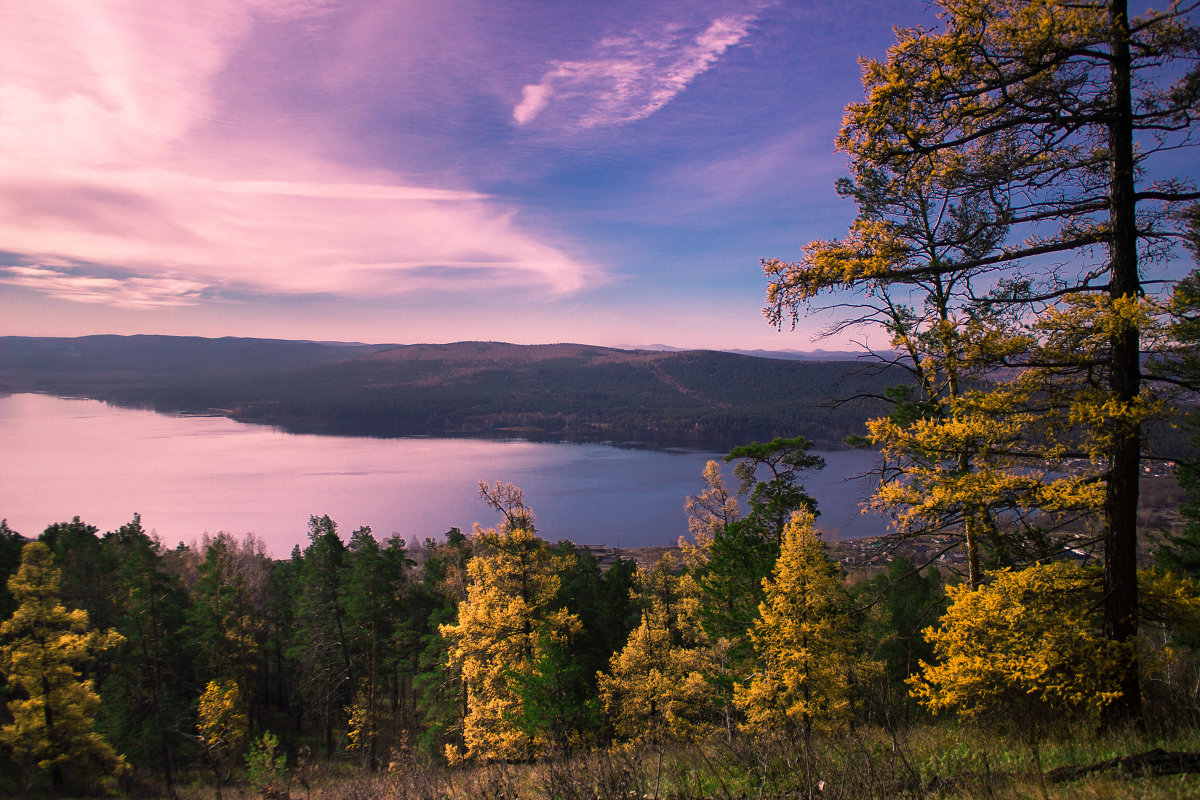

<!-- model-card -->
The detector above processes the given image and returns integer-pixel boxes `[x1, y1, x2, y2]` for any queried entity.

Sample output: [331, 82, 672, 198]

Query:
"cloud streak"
[2, 171, 591, 298]
[513, 4, 768, 130]
[1, 265, 211, 309]
[0, 0, 597, 310]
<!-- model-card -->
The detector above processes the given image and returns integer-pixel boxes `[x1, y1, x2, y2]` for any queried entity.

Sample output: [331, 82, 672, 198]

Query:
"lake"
[0, 393, 885, 557]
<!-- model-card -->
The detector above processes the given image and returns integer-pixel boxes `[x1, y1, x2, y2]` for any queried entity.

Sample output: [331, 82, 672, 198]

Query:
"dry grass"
[27, 723, 1200, 800]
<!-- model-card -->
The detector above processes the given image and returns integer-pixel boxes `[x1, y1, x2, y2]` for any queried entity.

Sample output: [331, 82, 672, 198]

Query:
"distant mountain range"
[726, 347, 870, 361]
[621, 344, 868, 361]
[0, 335, 901, 449]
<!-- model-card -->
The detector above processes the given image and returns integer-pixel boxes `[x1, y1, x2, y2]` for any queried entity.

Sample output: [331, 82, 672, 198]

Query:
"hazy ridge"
[0, 335, 897, 449]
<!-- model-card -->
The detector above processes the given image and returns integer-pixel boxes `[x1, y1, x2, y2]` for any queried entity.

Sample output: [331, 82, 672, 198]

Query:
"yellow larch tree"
[910, 561, 1129, 785]
[911, 561, 1200, 734]
[910, 562, 1123, 728]
[808, 0, 1199, 723]
[598, 554, 719, 745]
[735, 511, 863, 742]
[679, 460, 740, 570]
[440, 485, 580, 762]
[763, 126, 1104, 589]
[0, 541, 127, 791]
[863, 375, 1109, 578]
[196, 678, 249, 798]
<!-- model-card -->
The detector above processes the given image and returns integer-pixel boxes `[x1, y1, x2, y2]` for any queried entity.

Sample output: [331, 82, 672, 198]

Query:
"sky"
[0, 0, 935, 351]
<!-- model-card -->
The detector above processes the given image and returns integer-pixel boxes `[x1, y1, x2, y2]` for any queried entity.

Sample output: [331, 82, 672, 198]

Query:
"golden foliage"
[735, 512, 864, 736]
[767, 0, 1194, 611]
[0, 541, 127, 787]
[440, 524, 581, 763]
[866, 387, 1106, 533]
[197, 679, 249, 774]
[345, 680, 375, 753]
[680, 460, 740, 569]
[841, 0, 1110, 168]
[598, 555, 718, 745]
[910, 562, 1124, 730]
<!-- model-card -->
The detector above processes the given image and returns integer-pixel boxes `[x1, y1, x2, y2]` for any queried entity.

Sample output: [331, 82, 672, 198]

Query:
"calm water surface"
[1, 393, 884, 556]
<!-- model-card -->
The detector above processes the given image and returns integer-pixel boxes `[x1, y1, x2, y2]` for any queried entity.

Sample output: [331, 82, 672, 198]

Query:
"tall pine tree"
[766, 0, 1200, 720]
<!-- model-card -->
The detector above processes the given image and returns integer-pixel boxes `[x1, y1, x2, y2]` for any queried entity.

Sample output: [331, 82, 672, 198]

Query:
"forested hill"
[0, 335, 900, 449]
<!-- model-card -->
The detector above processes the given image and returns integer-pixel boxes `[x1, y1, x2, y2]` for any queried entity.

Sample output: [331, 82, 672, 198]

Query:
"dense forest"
[1, 446, 1199, 799]
[6, 0, 1200, 797]
[0, 336, 899, 450]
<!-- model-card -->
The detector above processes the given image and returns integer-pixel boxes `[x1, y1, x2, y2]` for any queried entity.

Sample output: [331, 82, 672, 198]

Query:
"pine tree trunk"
[1103, 0, 1143, 724]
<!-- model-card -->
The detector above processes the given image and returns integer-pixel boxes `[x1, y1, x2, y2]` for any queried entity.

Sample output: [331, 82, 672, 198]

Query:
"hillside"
[0, 335, 900, 449]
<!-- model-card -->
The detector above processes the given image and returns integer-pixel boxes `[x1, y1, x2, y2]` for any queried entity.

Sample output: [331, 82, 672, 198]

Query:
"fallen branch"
[1045, 748, 1200, 783]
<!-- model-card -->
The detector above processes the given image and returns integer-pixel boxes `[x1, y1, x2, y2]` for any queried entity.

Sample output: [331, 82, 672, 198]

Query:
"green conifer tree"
[97, 515, 195, 792]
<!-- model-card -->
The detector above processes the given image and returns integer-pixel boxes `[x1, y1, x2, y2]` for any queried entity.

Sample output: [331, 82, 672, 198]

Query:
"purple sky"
[1, 0, 932, 350]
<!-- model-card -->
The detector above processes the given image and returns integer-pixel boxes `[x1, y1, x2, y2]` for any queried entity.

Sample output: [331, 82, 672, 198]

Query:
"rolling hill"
[0, 336, 901, 449]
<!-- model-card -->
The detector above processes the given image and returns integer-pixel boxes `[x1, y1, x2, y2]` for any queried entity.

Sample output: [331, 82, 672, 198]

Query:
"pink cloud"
[513, 84, 555, 126]
[2, 171, 591, 298]
[0, 0, 598, 308]
[512, 4, 769, 129]
[1, 266, 210, 309]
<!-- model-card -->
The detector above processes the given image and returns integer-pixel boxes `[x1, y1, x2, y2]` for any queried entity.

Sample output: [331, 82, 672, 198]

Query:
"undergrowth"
[83, 722, 1200, 800]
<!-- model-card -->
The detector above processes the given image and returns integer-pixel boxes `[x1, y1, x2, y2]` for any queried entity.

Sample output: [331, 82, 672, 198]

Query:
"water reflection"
[0, 393, 884, 557]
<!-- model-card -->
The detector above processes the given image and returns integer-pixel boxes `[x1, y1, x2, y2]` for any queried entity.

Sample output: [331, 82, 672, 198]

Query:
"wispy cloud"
[1, 265, 211, 309]
[0, 0, 598, 310]
[2, 170, 591, 299]
[513, 3, 769, 130]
